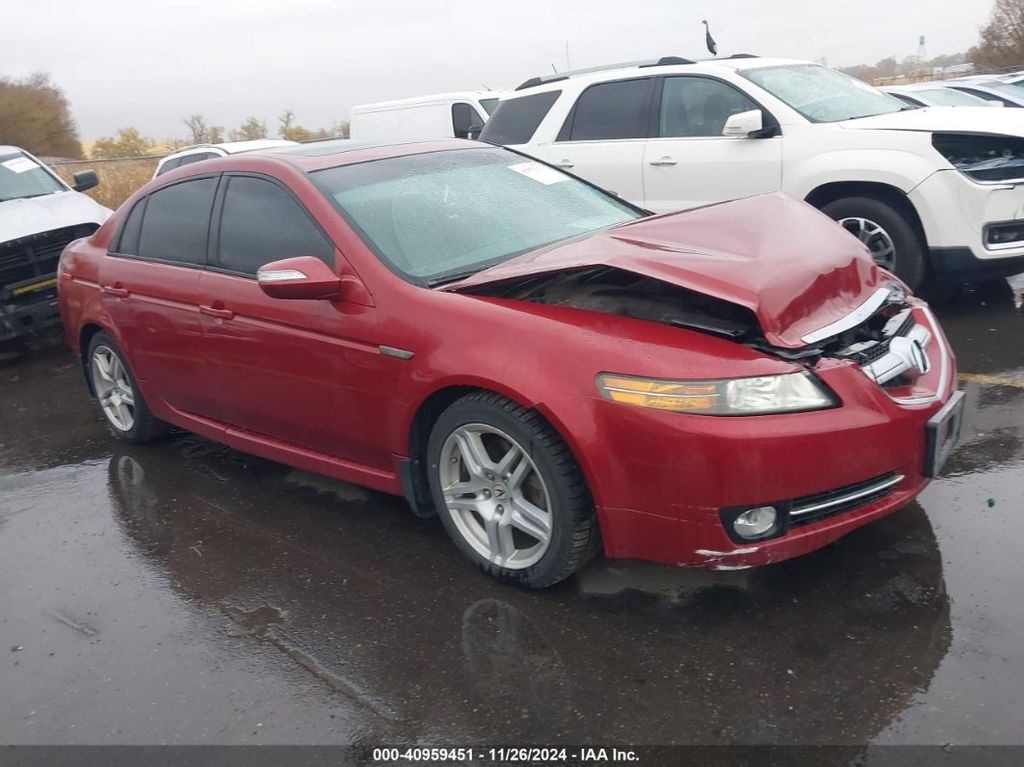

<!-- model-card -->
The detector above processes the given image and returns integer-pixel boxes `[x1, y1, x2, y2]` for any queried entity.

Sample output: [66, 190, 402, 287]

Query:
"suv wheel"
[87, 332, 168, 443]
[822, 196, 926, 290]
[426, 392, 598, 588]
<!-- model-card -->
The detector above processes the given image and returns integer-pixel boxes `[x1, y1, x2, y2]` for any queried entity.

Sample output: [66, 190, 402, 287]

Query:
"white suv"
[481, 56, 1024, 289]
[154, 139, 298, 178]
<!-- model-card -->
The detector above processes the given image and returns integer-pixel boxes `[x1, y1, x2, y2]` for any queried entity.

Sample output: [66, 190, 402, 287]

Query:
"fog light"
[733, 506, 778, 539]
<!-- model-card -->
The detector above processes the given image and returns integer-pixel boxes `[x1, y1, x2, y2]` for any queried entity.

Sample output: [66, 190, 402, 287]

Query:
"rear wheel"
[822, 196, 927, 290]
[86, 332, 168, 443]
[426, 392, 598, 588]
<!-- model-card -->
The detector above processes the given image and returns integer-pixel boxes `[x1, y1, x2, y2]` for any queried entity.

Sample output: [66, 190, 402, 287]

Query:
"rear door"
[197, 174, 386, 466]
[642, 75, 782, 212]
[99, 176, 217, 416]
[543, 77, 654, 204]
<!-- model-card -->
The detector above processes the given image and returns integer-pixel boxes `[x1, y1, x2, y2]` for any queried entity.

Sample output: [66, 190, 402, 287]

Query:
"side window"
[116, 198, 146, 253]
[478, 90, 561, 145]
[137, 177, 217, 265]
[216, 176, 334, 276]
[155, 157, 181, 177]
[659, 77, 761, 138]
[564, 79, 655, 141]
[452, 103, 482, 139]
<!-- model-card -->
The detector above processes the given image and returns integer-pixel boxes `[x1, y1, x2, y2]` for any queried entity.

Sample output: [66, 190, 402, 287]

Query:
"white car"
[154, 139, 298, 178]
[882, 84, 997, 108]
[1, 146, 110, 341]
[944, 80, 1024, 108]
[350, 91, 504, 142]
[481, 56, 1024, 288]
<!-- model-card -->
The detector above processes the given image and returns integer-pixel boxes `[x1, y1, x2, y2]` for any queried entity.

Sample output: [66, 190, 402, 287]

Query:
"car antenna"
[703, 20, 718, 57]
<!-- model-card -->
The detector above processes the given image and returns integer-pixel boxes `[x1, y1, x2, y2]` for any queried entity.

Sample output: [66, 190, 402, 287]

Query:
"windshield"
[917, 88, 992, 107]
[744, 64, 905, 122]
[479, 98, 499, 115]
[975, 81, 1024, 100]
[314, 147, 641, 284]
[0, 152, 66, 202]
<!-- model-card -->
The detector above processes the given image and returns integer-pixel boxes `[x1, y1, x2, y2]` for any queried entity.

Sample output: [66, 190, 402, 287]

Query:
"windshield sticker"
[2, 157, 39, 174]
[507, 161, 568, 185]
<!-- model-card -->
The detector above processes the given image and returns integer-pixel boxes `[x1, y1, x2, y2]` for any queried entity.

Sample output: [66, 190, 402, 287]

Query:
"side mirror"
[722, 109, 764, 138]
[467, 123, 485, 140]
[72, 170, 99, 192]
[257, 256, 342, 300]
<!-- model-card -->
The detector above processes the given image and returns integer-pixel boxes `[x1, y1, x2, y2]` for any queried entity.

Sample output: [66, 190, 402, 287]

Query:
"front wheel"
[821, 196, 927, 290]
[426, 392, 598, 588]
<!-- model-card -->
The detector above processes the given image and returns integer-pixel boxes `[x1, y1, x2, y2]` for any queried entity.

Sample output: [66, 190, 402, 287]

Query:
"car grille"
[0, 224, 98, 306]
[789, 472, 904, 527]
[837, 308, 930, 388]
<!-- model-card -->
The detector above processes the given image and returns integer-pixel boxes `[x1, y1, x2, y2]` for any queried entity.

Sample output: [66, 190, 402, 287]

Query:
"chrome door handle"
[101, 285, 129, 298]
[555, 159, 574, 169]
[199, 304, 234, 320]
[649, 156, 677, 166]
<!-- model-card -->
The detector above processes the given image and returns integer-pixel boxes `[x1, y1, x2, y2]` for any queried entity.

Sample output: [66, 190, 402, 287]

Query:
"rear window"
[479, 91, 561, 145]
[136, 178, 217, 265]
[562, 78, 655, 141]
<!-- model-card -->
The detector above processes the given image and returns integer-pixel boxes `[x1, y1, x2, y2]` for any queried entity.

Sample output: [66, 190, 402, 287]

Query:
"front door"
[197, 174, 386, 467]
[642, 76, 783, 213]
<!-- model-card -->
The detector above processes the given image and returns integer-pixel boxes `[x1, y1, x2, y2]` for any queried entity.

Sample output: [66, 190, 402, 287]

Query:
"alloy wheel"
[838, 216, 897, 271]
[91, 345, 136, 431]
[438, 424, 553, 569]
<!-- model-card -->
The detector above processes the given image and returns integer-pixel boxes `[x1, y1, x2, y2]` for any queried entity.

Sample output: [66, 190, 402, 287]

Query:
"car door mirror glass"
[257, 256, 342, 300]
[722, 109, 764, 138]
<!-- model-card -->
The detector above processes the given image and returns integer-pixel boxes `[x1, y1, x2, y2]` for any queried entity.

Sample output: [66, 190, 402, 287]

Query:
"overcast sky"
[4, 0, 996, 140]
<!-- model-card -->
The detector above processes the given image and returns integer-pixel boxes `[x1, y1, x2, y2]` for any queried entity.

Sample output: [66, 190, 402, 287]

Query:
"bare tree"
[183, 114, 208, 144]
[970, 0, 1024, 71]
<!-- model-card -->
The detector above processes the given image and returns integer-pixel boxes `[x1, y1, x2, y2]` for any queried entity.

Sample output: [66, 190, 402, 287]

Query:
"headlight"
[933, 132, 1024, 183]
[596, 371, 837, 415]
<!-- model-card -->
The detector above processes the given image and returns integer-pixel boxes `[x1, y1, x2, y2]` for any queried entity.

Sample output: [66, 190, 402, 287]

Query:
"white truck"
[350, 91, 504, 142]
[481, 56, 1024, 289]
[0, 146, 109, 341]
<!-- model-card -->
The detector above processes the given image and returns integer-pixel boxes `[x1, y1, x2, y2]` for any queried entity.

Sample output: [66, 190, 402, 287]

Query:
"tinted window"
[451, 103, 481, 139]
[659, 77, 761, 137]
[565, 79, 654, 141]
[155, 157, 181, 177]
[479, 98, 499, 115]
[137, 178, 217, 265]
[479, 91, 560, 145]
[178, 152, 217, 167]
[217, 176, 333, 275]
[117, 199, 146, 253]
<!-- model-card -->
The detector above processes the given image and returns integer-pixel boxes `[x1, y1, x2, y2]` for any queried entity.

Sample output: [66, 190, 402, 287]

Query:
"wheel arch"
[79, 322, 109, 396]
[804, 180, 929, 250]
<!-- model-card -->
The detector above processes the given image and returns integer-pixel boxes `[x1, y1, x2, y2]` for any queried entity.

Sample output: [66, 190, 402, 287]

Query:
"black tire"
[86, 332, 168, 443]
[426, 391, 598, 588]
[821, 196, 927, 290]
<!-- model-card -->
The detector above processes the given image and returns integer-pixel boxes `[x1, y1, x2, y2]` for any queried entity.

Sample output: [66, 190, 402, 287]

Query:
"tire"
[86, 332, 168, 443]
[821, 196, 927, 290]
[426, 391, 598, 588]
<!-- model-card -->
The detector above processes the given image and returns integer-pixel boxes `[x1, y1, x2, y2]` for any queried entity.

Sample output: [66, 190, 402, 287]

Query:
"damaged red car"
[58, 140, 964, 587]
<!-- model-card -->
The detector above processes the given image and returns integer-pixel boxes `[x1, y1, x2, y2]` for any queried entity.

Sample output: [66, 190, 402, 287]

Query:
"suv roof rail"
[515, 56, 696, 91]
[727, 53, 759, 59]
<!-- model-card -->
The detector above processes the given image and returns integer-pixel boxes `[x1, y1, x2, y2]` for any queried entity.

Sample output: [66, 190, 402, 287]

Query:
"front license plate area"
[924, 390, 965, 478]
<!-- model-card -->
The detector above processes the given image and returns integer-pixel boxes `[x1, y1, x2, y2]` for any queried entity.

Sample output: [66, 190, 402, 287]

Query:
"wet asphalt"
[1, 279, 1022, 749]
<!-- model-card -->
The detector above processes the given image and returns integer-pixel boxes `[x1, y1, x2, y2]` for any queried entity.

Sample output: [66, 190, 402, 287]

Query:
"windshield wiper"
[427, 268, 485, 287]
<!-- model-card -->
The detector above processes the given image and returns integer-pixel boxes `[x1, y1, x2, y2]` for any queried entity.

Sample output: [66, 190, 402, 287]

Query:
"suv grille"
[0, 224, 98, 306]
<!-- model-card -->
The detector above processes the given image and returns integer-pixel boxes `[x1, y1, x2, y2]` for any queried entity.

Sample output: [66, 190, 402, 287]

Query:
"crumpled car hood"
[838, 105, 1024, 136]
[0, 191, 110, 243]
[444, 193, 887, 349]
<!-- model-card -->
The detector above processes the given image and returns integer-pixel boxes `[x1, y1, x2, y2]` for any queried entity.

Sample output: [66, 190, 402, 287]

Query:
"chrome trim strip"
[379, 345, 414, 360]
[801, 288, 892, 345]
[790, 473, 904, 518]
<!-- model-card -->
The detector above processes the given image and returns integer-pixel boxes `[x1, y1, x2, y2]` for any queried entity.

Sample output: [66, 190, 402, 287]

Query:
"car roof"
[353, 91, 505, 111]
[216, 138, 482, 173]
[508, 56, 812, 95]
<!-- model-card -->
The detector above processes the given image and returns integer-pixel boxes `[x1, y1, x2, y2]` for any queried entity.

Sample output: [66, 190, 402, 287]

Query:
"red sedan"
[58, 140, 964, 587]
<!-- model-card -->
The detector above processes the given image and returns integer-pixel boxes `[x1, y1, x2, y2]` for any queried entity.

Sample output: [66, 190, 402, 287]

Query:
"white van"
[349, 91, 504, 142]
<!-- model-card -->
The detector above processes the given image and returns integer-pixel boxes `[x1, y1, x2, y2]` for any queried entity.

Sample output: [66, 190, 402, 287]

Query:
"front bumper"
[0, 296, 62, 341]
[569, 309, 959, 569]
[910, 169, 1024, 277]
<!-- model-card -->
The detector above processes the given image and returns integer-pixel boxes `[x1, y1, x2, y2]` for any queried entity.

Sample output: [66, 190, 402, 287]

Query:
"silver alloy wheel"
[439, 423, 553, 570]
[838, 216, 897, 271]
[91, 345, 136, 432]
